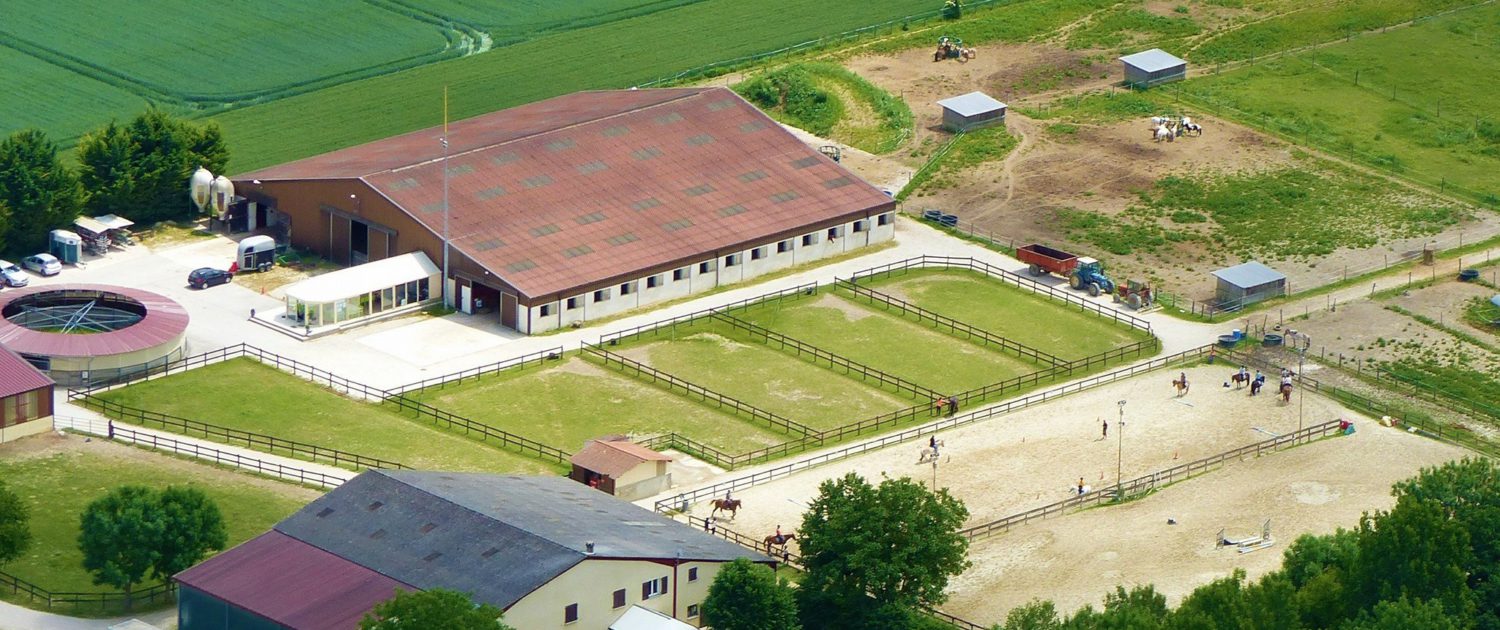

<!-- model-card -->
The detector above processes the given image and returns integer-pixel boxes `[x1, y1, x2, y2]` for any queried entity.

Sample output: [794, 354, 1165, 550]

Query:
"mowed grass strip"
[732, 293, 1041, 391]
[864, 270, 1152, 358]
[96, 358, 556, 474]
[615, 326, 911, 430]
[409, 357, 787, 453]
[0, 435, 316, 598]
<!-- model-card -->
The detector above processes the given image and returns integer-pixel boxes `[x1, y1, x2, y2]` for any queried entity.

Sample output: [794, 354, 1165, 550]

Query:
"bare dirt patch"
[944, 421, 1466, 622]
[809, 293, 875, 321]
[685, 365, 1366, 548]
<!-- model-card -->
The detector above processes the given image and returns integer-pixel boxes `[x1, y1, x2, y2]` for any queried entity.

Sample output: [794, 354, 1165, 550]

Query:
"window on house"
[566, 297, 582, 310]
[613, 589, 626, 609]
[593, 288, 611, 303]
[853, 220, 867, 233]
[688, 567, 699, 582]
[877, 212, 893, 226]
[688, 604, 701, 619]
[674, 268, 689, 281]
[564, 603, 578, 624]
[724, 254, 741, 267]
[647, 275, 662, 289]
[699, 261, 715, 274]
[777, 239, 793, 253]
[620, 281, 635, 295]
[751, 247, 766, 260]
[802, 234, 818, 247]
[540, 304, 554, 316]
[642, 576, 668, 599]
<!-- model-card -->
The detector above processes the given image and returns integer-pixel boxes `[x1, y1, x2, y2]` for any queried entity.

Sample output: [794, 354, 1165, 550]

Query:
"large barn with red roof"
[234, 87, 895, 334]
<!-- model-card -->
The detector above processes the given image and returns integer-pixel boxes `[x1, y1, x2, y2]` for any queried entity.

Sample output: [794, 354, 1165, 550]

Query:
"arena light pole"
[1115, 399, 1126, 500]
[1297, 345, 1308, 440]
[441, 87, 451, 309]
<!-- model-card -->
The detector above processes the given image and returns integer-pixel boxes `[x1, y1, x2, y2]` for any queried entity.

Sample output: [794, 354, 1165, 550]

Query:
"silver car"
[0, 260, 26, 287]
[22, 253, 61, 276]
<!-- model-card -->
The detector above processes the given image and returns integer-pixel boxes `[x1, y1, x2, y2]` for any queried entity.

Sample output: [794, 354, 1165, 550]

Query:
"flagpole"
[442, 86, 451, 309]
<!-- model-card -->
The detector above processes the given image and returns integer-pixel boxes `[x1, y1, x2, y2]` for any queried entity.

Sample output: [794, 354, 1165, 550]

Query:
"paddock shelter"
[1212, 261, 1287, 309]
[1120, 49, 1187, 88]
[0, 344, 53, 444]
[937, 91, 1007, 132]
[234, 87, 896, 335]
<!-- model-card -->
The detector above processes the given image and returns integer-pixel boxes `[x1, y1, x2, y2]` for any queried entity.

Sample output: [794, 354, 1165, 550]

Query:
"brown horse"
[1229, 371, 1250, 389]
[1280, 382, 1293, 403]
[765, 532, 797, 553]
[710, 498, 742, 519]
[1171, 372, 1190, 396]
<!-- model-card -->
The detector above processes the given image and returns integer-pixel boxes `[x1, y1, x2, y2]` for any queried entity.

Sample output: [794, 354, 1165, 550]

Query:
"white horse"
[1150, 116, 1168, 126]
[1184, 122, 1203, 136]
[1154, 125, 1173, 143]
[917, 440, 946, 464]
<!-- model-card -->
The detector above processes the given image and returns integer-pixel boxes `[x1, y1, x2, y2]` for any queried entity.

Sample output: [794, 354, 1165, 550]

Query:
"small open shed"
[937, 91, 1007, 132]
[1212, 261, 1287, 309]
[569, 437, 673, 500]
[1120, 49, 1187, 88]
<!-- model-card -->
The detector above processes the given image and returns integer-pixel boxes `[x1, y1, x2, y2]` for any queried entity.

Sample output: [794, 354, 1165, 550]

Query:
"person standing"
[1102, 417, 1109, 438]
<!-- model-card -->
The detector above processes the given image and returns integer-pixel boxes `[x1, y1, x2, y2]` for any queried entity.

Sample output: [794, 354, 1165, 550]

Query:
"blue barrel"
[1459, 269, 1479, 282]
[939, 214, 959, 227]
[923, 209, 943, 222]
[1263, 334, 1283, 347]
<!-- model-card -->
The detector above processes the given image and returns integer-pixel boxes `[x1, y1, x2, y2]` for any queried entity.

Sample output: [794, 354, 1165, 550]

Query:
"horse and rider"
[710, 490, 741, 519]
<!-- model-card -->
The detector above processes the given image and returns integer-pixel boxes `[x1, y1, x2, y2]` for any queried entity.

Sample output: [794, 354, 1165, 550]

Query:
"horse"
[1171, 373, 1189, 396]
[764, 533, 797, 554]
[918, 440, 946, 464]
[1280, 382, 1293, 403]
[1229, 371, 1251, 389]
[1154, 125, 1173, 143]
[710, 498, 742, 519]
[1184, 122, 1203, 136]
[1250, 378, 1264, 396]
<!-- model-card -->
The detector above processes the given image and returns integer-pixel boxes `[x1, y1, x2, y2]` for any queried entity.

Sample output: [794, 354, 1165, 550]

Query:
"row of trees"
[0, 110, 228, 257]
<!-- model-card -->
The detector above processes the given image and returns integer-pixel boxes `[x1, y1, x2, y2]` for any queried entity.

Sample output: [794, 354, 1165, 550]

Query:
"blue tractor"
[1068, 257, 1115, 297]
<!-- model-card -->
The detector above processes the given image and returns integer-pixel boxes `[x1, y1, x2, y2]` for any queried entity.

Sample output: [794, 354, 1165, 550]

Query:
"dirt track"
[944, 420, 1467, 621]
[689, 365, 1371, 544]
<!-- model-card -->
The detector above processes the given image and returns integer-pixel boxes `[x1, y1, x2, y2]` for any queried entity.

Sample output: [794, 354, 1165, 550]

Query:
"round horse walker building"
[0, 284, 189, 387]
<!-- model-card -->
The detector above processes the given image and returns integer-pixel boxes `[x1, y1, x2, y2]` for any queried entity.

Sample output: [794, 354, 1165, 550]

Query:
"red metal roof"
[570, 439, 671, 478]
[0, 285, 189, 359]
[176, 531, 416, 630]
[236, 87, 895, 299]
[0, 344, 52, 397]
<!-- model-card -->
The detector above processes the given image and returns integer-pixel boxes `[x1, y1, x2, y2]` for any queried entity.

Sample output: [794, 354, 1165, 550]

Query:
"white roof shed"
[937, 91, 1007, 132]
[284, 251, 438, 304]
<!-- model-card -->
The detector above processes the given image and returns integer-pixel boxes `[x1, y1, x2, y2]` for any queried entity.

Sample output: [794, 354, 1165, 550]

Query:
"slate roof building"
[176, 471, 770, 630]
[1119, 49, 1188, 88]
[0, 343, 54, 443]
[234, 87, 896, 334]
[1211, 261, 1287, 309]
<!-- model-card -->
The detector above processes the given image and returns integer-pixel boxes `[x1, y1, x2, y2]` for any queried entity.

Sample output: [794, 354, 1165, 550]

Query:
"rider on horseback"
[774, 525, 784, 545]
[929, 435, 939, 457]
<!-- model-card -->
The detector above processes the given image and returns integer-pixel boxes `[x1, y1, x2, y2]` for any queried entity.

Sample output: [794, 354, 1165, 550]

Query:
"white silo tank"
[209, 175, 235, 219]
[189, 166, 213, 212]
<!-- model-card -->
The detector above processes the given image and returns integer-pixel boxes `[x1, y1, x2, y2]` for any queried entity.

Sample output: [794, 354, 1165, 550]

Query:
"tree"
[1355, 494, 1475, 618]
[796, 473, 969, 629]
[0, 481, 32, 568]
[1168, 570, 1249, 630]
[942, 0, 964, 20]
[359, 588, 511, 630]
[76, 108, 229, 225]
[1063, 585, 1168, 629]
[1279, 529, 1360, 628]
[1343, 597, 1466, 630]
[152, 486, 227, 578]
[702, 558, 799, 630]
[1003, 599, 1062, 630]
[78, 486, 164, 605]
[1393, 458, 1500, 630]
[0, 129, 84, 257]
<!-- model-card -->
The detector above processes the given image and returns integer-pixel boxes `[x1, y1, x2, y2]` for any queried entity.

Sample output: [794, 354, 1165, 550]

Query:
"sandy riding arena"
[943, 421, 1466, 621]
[681, 364, 1389, 547]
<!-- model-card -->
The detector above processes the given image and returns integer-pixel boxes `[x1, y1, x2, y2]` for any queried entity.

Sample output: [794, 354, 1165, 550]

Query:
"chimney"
[585, 541, 595, 555]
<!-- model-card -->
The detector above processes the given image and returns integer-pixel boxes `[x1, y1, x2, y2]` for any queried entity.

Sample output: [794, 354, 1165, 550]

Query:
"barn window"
[802, 233, 819, 247]
[647, 275, 662, 289]
[827, 226, 844, 240]
[699, 260, 716, 274]
[540, 304, 554, 317]
[613, 589, 626, 608]
[593, 289, 611, 303]
[566, 297, 582, 310]
[724, 254, 741, 267]
[688, 604, 700, 619]
[564, 603, 579, 624]
[751, 247, 766, 261]
[673, 268, 689, 281]
[878, 212, 893, 226]
[853, 220, 867, 233]
[778, 240, 793, 253]
[620, 281, 635, 296]
[642, 576, 668, 599]
[688, 567, 699, 582]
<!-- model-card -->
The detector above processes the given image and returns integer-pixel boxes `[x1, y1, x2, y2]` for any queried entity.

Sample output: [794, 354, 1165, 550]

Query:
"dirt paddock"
[688, 365, 1370, 545]
[944, 421, 1467, 621]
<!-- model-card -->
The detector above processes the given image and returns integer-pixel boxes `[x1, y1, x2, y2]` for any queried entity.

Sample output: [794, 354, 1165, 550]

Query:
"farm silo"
[189, 166, 213, 212]
[209, 175, 235, 220]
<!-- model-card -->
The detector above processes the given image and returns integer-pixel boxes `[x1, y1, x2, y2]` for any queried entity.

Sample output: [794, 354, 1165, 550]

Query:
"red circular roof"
[0, 284, 189, 358]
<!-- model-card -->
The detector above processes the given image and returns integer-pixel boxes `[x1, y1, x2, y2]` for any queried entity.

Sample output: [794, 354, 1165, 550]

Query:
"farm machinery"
[933, 36, 974, 62]
[1016, 243, 1115, 297]
[1114, 279, 1154, 310]
[819, 145, 842, 163]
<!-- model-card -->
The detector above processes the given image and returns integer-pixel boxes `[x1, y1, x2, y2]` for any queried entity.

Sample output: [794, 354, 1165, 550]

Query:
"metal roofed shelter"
[283, 252, 438, 330]
[0, 344, 54, 444]
[570, 438, 673, 500]
[1120, 49, 1187, 88]
[234, 87, 896, 335]
[1212, 261, 1287, 309]
[176, 472, 771, 630]
[937, 91, 1007, 132]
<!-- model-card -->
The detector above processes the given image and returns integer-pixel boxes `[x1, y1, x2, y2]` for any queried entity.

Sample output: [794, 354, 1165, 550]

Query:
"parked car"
[0, 260, 27, 287]
[21, 253, 61, 276]
[188, 267, 233, 289]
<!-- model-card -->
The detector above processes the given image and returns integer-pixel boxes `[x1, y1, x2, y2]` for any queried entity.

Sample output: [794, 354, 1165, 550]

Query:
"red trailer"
[1016, 244, 1079, 277]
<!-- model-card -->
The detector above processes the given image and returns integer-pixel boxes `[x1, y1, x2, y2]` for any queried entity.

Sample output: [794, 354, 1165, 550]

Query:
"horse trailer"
[236, 235, 277, 272]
